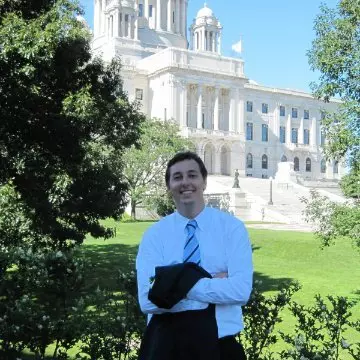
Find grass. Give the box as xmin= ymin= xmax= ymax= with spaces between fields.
xmin=85 ymin=219 xmax=360 ymax=305
xmin=85 ymin=220 xmax=360 ymax=346
xmin=23 ymin=219 xmax=360 ymax=358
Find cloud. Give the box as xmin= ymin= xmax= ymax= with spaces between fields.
xmin=231 ymin=40 xmax=242 ymax=54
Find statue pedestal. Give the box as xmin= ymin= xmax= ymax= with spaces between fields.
xmin=228 ymin=188 xmax=249 ymax=216
xmin=275 ymin=161 xmax=297 ymax=184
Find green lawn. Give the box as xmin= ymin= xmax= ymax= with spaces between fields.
xmin=84 ymin=219 xmax=360 ymax=306
xmin=82 ymin=219 xmax=360 ymax=353
xmin=22 ymin=219 xmax=360 ymax=359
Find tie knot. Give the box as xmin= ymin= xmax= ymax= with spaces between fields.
xmin=186 ymin=220 xmax=197 ymax=235
xmin=187 ymin=219 xmax=197 ymax=229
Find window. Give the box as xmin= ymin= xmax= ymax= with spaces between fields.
xmin=149 ymin=4 xmax=153 ymax=17
xmin=246 ymin=101 xmax=253 ymax=112
xmin=321 ymin=111 xmax=326 ymax=120
xmin=321 ymin=159 xmax=326 ymax=173
xmin=246 ymin=122 xmax=253 ymax=140
xmin=246 ymin=153 xmax=253 ymax=169
xmin=280 ymin=105 xmax=285 ymax=117
xmin=291 ymin=128 xmax=298 ymax=144
xmin=280 ymin=126 xmax=286 ymax=143
xmin=281 ymin=155 xmax=287 ymax=162
xmin=304 ymin=110 xmax=309 ymax=120
xmin=306 ymin=158 xmax=311 ymax=172
xmin=173 ymin=11 xmax=175 ymax=23
xmin=304 ymin=129 xmax=310 ymax=145
xmin=138 ymin=3 xmax=143 ymax=17
xmin=262 ymin=124 xmax=268 ymax=142
xmin=135 ymin=88 xmax=143 ymax=100
xmin=292 ymin=107 xmax=298 ymax=118
xmin=202 ymin=113 xmax=205 ymax=129
xmin=294 ymin=157 xmax=300 ymax=171
xmin=262 ymin=154 xmax=268 ymax=169
xmin=333 ymin=161 xmax=339 ymax=174
xmin=321 ymin=130 xmax=326 ymax=145
xmin=262 ymin=103 xmax=268 ymax=114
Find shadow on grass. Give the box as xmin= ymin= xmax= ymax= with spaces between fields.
xmin=254 ymin=271 xmax=296 ymax=293
xmin=80 ymin=243 xmax=138 ymax=294
xmin=79 ymin=243 xmax=294 ymax=295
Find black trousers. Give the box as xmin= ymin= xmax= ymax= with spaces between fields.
xmin=219 ymin=336 xmax=247 ymax=360
xmin=139 ymin=305 xmax=247 ymax=360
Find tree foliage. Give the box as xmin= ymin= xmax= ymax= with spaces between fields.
xmin=308 ymin=0 xmax=360 ymax=170
xmin=301 ymin=189 xmax=360 ymax=248
xmin=0 ymin=0 xmax=144 ymax=247
xmin=122 ymin=120 xmax=193 ymax=219
xmin=305 ymin=0 xmax=360 ymax=247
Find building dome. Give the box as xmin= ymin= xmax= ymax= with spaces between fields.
xmin=196 ymin=3 xmax=214 ymax=18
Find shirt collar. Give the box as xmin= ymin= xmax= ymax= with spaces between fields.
xmin=174 ymin=207 xmax=208 ymax=231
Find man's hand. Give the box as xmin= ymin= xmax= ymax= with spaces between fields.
xmin=212 ymin=272 xmax=228 ymax=278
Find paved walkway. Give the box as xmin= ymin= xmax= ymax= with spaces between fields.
xmin=245 ymin=222 xmax=314 ymax=232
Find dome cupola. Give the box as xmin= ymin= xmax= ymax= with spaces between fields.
xmin=190 ymin=3 xmax=222 ymax=54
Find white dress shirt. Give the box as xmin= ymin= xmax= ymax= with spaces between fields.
xmin=136 ymin=206 xmax=253 ymax=338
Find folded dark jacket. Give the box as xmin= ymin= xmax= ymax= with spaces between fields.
xmin=148 ymin=262 xmax=212 ymax=309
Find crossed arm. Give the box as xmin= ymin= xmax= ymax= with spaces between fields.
xmin=136 ymin=224 xmax=253 ymax=313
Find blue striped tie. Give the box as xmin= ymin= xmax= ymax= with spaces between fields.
xmin=183 ymin=220 xmax=201 ymax=265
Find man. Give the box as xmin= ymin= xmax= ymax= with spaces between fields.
xmin=136 ymin=151 xmax=253 ymax=360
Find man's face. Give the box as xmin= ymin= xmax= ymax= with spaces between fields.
xmin=167 ymin=159 xmax=207 ymax=209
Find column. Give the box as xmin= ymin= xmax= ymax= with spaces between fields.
xmin=156 ymin=0 xmax=162 ymax=30
xmin=229 ymin=88 xmax=236 ymax=132
xmin=189 ymin=29 xmax=194 ymax=50
xmin=167 ymin=0 xmax=172 ymax=31
xmin=180 ymin=83 xmax=188 ymax=127
xmin=121 ymin=13 xmax=126 ymax=38
xmin=175 ymin=0 xmax=180 ymax=33
xmin=94 ymin=0 xmax=99 ymax=36
xmin=286 ymin=111 xmax=291 ymax=144
xmin=233 ymin=88 xmax=240 ymax=133
xmin=197 ymin=85 xmax=203 ymax=129
xmin=238 ymin=93 xmax=245 ymax=135
xmin=129 ymin=15 xmax=133 ymax=39
xmin=272 ymin=103 xmax=279 ymax=140
xmin=299 ymin=114 xmax=304 ymax=144
xmin=144 ymin=0 xmax=149 ymax=21
xmin=181 ymin=0 xmax=186 ymax=36
xmin=114 ymin=9 xmax=119 ymax=37
xmin=212 ymin=32 xmax=216 ymax=52
xmin=214 ymin=87 xmax=219 ymax=131
xmin=311 ymin=113 xmax=317 ymax=147
xmin=203 ymin=28 xmax=206 ymax=51
xmin=101 ymin=0 xmax=106 ymax=34
xmin=217 ymin=31 xmax=221 ymax=54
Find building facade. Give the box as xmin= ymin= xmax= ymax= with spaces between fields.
xmin=92 ymin=0 xmax=344 ymax=180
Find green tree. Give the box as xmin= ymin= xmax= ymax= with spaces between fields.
xmin=0 ymin=0 xmax=144 ymax=247
xmin=308 ymin=0 xmax=360 ymax=170
xmin=122 ymin=120 xmax=193 ymax=219
xmin=305 ymin=0 xmax=360 ymax=247
xmin=340 ymin=168 xmax=360 ymax=200
xmin=0 ymin=0 xmax=144 ymax=357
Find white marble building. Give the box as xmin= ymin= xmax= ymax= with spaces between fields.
xmin=92 ymin=0 xmax=344 ymax=180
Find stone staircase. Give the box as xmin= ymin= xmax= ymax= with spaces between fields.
xmin=207 ymin=175 xmax=346 ymax=225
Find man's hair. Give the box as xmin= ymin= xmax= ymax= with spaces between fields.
xmin=165 ymin=151 xmax=208 ymax=188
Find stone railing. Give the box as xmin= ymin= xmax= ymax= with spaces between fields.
xmin=182 ymin=127 xmax=240 ymax=139
xmin=137 ymin=47 xmax=245 ymax=78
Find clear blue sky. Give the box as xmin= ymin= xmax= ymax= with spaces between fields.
xmin=79 ymin=0 xmax=339 ymax=93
